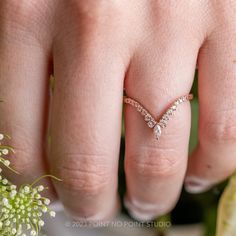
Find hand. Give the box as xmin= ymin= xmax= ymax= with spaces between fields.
xmin=0 ymin=0 xmax=236 ymax=222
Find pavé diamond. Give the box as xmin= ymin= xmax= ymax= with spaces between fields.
xmin=147 ymin=120 xmax=156 ymax=128
xmin=163 ymin=114 xmax=170 ymax=120
xmin=144 ymin=114 xmax=151 ymax=121
xmin=137 ymin=106 xmax=142 ymax=112
xmin=159 ymin=121 xmax=167 ymax=128
xmin=141 ymin=109 xmax=147 ymax=116
xmin=166 ymin=109 xmax=173 ymax=115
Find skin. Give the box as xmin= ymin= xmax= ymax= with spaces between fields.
xmin=0 ymin=0 xmax=236 ymax=222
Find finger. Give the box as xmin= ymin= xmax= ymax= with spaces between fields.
xmin=0 ymin=2 xmax=55 ymax=196
xmin=124 ymin=15 xmax=201 ymax=221
xmin=185 ymin=9 xmax=236 ymax=193
xmin=49 ymin=2 xmax=129 ymax=221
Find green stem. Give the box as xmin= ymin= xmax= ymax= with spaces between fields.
xmin=0 ymin=145 xmax=15 ymax=153
xmin=30 ymin=174 xmax=62 ymax=187
xmin=0 ymin=160 xmax=19 ymax=174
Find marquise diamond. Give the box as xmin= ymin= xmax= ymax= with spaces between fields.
xmin=153 ymin=124 xmax=162 ymax=140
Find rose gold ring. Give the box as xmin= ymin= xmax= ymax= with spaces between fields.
xmin=123 ymin=93 xmax=193 ymax=140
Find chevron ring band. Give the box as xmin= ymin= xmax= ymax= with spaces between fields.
xmin=123 ymin=93 xmax=193 ymax=140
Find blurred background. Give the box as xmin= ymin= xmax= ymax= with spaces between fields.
xmin=43 ymin=71 xmax=225 ymax=236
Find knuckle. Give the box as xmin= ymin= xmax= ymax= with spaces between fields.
xmin=55 ymin=153 xmax=113 ymax=195
xmin=0 ymin=0 xmax=53 ymax=46
xmin=151 ymin=1 xmax=204 ymax=19
xmin=76 ymin=0 xmax=122 ymax=18
xmin=0 ymin=0 xmax=51 ymax=25
xmin=200 ymin=118 xmax=236 ymax=144
xmin=55 ymin=0 xmax=127 ymax=52
xmin=211 ymin=0 xmax=236 ymax=25
xmin=126 ymin=148 xmax=182 ymax=178
xmin=61 ymin=168 xmax=110 ymax=195
xmin=60 ymin=0 xmax=124 ymax=33
xmin=145 ymin=1 xmax=208 ymax=44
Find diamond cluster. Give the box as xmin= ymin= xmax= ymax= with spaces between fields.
xmin=124 ymin=94 xmax=193 ymax=140
xmin=124 ymin=97 xmax=157 ymax=128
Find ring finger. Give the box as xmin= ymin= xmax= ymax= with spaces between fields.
xmin=124 ymin=10 xmax=203 ymax=221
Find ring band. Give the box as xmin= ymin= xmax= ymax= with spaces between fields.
xmin=123 ymin=93 xmax=193 ymax=140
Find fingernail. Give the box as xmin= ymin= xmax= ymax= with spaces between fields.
xmin=50 ymin=200 xmax=65 ymax=212
xmin=185 ymin=176 xmax=212 ymax=194
xmin=63 ymin=207 xmax=109 ymax=223
xmin=124 ymin=197 xmax=163 ymax=222
xmin=64 ymin=197 xmax=120 ymax=223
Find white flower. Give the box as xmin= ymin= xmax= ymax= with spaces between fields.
xmin=0 ymin=145 xmax=58 ymax=235
xmin=42 ymin=206 xmax=47 ymax=213
xmin=2 ymin=198 xmax=8 ymax=206
xmin=5 ymin=220 xmax=10 ymax=226
xmin=49 ymin=211 xmax=56 ymax=217
xmin=10 ymin=185 xmax=17 ymax=189
xmin=44 ymin=198 xmax=50 ymax=205
xmin=10 ymin=190 xmax=17 ymax=198
xmin=2 ymin=148 xmax=9 ymax=155
xmin=2 ymin=178 xmax=8 ymax=185
xmin=24 ymin=186 xmax=30 ymax=193
xmin=37 ymin=212 xmax=43 ymax=217
xmin=37 ymin=185 xmax=44 ymax=192
xmin=0 ymin=134 xmax=4 ymax=140
xmin=4 ymin=160 xmax=10 ymax=166
xmin=37 ymin=200 xmax=42 ymax=205
xmin=38 ymin=220 xmax=45 ymax=226
xmin=30 ymin=230 xmax=36 ymax=236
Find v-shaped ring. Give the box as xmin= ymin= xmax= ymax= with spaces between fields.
xmin=123 ymin=94 xmax=193 ymax=140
